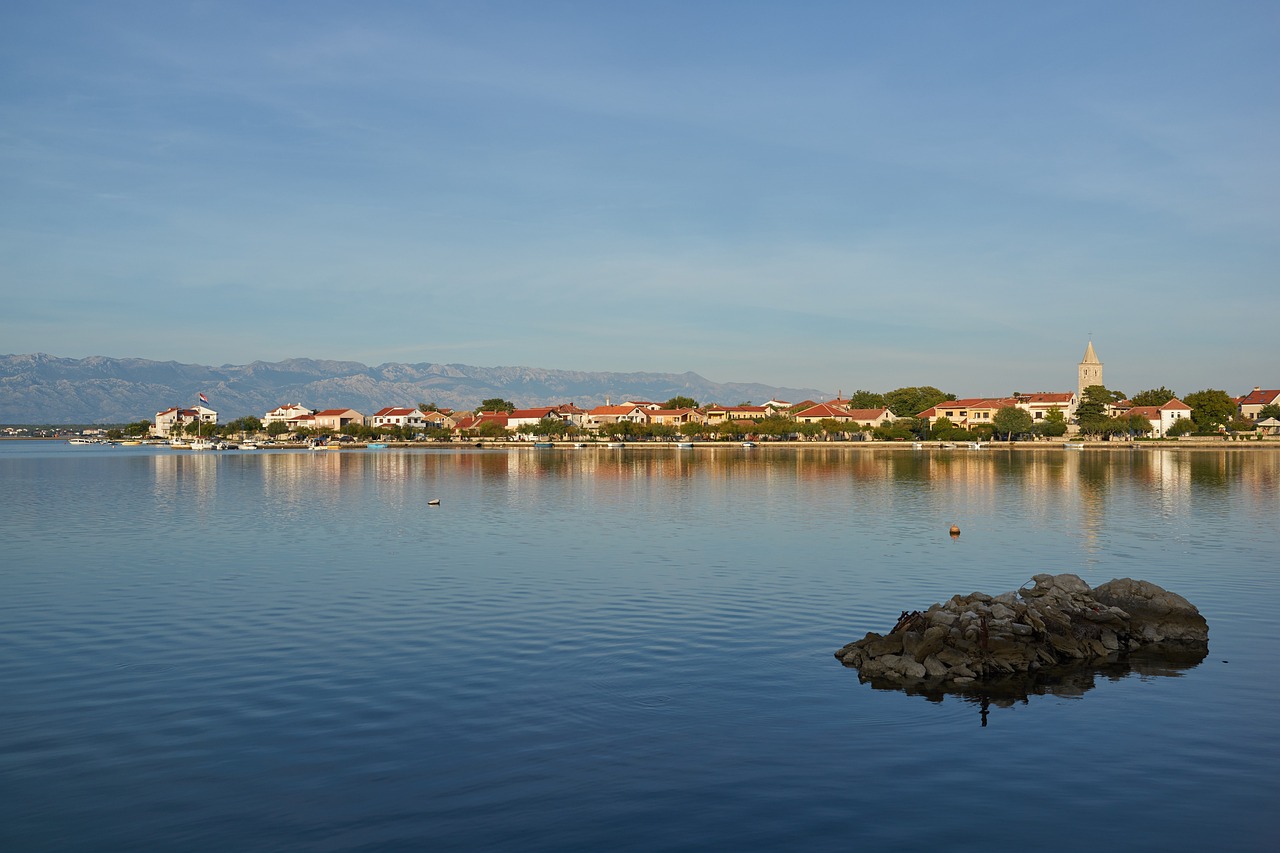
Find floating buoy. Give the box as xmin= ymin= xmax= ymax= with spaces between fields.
xmin=949 ymin=524 xmax=960 ymax=537
xmin=428 ymin=499 xmax=441 ymax=506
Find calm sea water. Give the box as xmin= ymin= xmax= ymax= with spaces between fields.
xmin=2 ymin=441 xmax=1277 ymax=851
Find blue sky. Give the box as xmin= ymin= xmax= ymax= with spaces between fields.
xmin=2 ymin=1 xmax=1277 ymax=398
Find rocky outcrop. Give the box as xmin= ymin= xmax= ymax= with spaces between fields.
xmin=835 ymin=574 xmax=1208 ymax=688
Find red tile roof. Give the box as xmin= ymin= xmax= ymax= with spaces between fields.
xmin=846 ymin=408 xmax=891 ymax=421
xmin=1237 ymin=388 xmax=1280 ymax=406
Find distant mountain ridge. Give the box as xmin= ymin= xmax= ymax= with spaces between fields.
xmin=0 ymin=353 xmax=830 ymax=424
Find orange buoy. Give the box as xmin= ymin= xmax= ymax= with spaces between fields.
xmin=949 ymin=524 xmax=960 ymax=537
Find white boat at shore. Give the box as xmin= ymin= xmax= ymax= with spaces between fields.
xmin=1063 ymin=442 xmax=1085 ymax=450
xmin=67 ymin=438 xmax=97 ymax=445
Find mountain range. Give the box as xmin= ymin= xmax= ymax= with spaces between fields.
xmin=0 ymin=353 xmax=829 ymax=424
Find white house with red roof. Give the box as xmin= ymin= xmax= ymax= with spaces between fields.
xmin=264 ymin=403 xmax=313 ymax=426
xmin=585 ymin=405 xmax=649 ymax=429
xmin=154 ymin=405 xmax=217 ymax=437
xmin=370 ymin=407 xmax=427 ymax=431
xmin=1125 ymin=398 xmax=1192 ymax=437
xmin=1236 ymin=387 xmax=1280 ymax=420
xmin=1014 ymin=392 xmax=1077 ymax=422
xmin=793 ymin=403 xmax=897 ymax=428
xmin=506 ymin=407 xmax=562 ymax=430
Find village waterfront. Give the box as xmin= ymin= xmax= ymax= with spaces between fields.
xmin=2 ymin=441 xmax=1278 ymax=851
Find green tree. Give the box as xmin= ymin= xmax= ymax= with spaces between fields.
xmin=1166 ymin=418 xmax=1195 ymax=437
xmin=418 ymin=402 xmax=438 ymax=413
xmin=266 ymin=420 xmax=289 ymax=437
xmin=992 ymin=406 xmax=1034 ymax=440
xmin=929 ymin=416 xmax=956 ymax=440
xmin=1227 ymin=416 xmax=1255 ymax=433
xmin=816 ymin=418 xmax=848 ymax=440
xmin=531 ymin=417 xmax=569 ymax=438
xmin=1034 ymin=409 xmax=1068 ymax=437
xmin=884 ymin=386 xmax=953 ymax=418
xmin=793 ymin=421 xmax=822 ymax=439
xmin=604 ymin=419 xmax=647 ymax=440
xmin=1130 ymin=387 xmax=1179 ymax=407
xmin=123 ymin=420 xmax=152 ymax=437
xmin=224 ymin=416 xmax=262 ymax=436
xmin=1125 ymin=413 xmax=1153 ymax=437
xmin=1076 ymin=385 xmax=1126 ymax=433
xmin=479 ymin=398 xmax=515 ymax=413
xmin=1259 ymin=403 xmax=1280 ymax=420
xmin=753 ymin=415 xmax=796 ymax=439
xmin=1183 ymin=389 xmax=1236 ymax=431
xmin=475 ymin=420 xmax=511 ymax=439
xmin=846 ymin=390 xmax=886 ymax=409
xmin=663 ymin=396 xmax=699 ymax=410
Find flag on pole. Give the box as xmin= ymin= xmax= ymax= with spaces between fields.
xmin=199 ymin=393 xmax=209 ymax=404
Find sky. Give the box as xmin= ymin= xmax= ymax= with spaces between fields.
xmin=2 ymin=1 xmax=1277 ymax=399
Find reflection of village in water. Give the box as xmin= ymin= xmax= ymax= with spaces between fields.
xmin=145 ymin=445 xmax=1280 ymax=530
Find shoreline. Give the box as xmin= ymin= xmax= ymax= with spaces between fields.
xmin=6 ymin=437 xmax=1277 ymax=452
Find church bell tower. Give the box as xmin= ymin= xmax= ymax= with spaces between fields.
xmin=1078 ymin=340 xmax=1103 ymax=399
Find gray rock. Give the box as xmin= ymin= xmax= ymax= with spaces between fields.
xmin=835 ymin=574 xmax=1207 ymax=688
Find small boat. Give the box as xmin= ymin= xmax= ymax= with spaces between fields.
xmin=941 ymin=442 xmax=956 ymax=449
xmin=238 ymin=442 xmax=258 ymax=450
xmin=606 ymin=442 xmax=625 ymax=448
xmin=119 ymin=440 xmax=142 ymax=446
xmin=676 ymin=442 xmax=694 ymax=449
xmin=67 ymin=438 xmax=96 ymax=445
xmin=966 ymin=442 xmax=986 ymax=450
xmin=189 ymin=439 xmax=215 ymax=451
xmin=573 ymin=443 xmax=587 ymax=448
xmin=367 ymin=443 xmax=387 ymax=449
xmin=427 ymin=499 xmax=441 ymax=506
xmin=533 ymin=441 xmax=554 ymax=448
xmin=912 ymin=442 xmax=924 ymax=449
xmin=1063 ymin=442 xmax=1085 ymax=450
xmin=741 ymin=441 xmax=757 ymax=448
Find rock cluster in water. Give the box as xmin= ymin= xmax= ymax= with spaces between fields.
xmin=835 ymin=573 xmax=1208 ymax=685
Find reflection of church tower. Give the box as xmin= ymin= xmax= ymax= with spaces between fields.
xmin=1078 ymin=340 xmax=1103 ymax=398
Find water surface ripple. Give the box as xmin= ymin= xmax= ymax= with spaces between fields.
xmin=2 ymin=443 xmax=1277 ymax=851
